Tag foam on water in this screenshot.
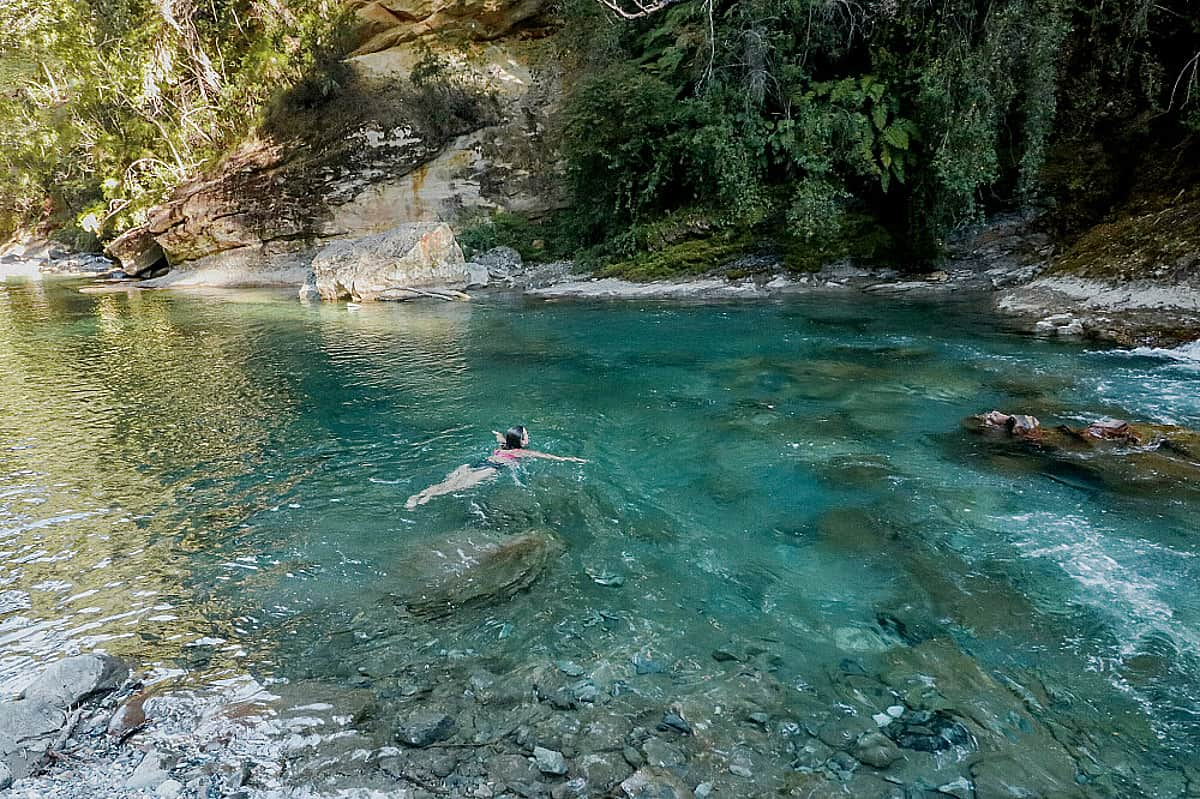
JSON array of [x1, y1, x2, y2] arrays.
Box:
[[1118, 339, 1200, 364]]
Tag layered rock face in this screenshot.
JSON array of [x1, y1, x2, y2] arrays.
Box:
[[107, 0, 562, 291], [348, 0, 551, 55]]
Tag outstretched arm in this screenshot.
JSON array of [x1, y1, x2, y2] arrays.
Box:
[[522, 450, 588, 463]]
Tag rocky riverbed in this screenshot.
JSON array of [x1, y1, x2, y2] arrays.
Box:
[[7, 509, 1200, 798], [7, 628, 1185, 798]]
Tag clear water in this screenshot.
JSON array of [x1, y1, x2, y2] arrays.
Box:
[[1, 280, 1198, 787]]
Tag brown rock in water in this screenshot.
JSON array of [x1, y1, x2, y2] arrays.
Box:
[[965, 410, 1043, 441], [105, 226, 166, 276], [392, 529, 563, 618], [967, 410, 1200, 491], [106, 691, 148, 740]]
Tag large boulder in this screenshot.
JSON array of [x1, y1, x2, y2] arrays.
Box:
[[19, 653, 128, 709], [105, 226, 166, 276], [391, 529, 563, 618], [0, 698, 66, 780], [1, 654, 128, 779], [312, 222, 467, 302]]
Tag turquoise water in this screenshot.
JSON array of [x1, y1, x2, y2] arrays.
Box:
[[1, 280, 1198, 792]]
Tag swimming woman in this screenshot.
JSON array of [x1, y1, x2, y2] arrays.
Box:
[[404, 425, 587, 509]]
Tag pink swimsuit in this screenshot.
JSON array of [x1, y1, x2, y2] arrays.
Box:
[[492, 448, 522, 462]]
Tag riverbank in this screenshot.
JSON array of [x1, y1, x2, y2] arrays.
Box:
[[5, 211, 1197, 347]]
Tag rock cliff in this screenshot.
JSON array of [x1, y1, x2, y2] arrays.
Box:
[[107, 0, 563, 289]]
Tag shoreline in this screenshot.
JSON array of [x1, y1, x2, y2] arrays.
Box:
[[4, 221, 1198, 349]]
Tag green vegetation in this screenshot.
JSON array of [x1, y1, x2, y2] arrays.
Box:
[[456, 212, 572, 263], [0, 0, 352, 244], [554, 0, 1200, 273], [1, 0, 1195, 278]]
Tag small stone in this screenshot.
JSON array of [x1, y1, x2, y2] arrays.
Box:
[[886, 705, 904, 718], [936, 776, 973, 799], [642, 739, 686, 769], [571, 680, 599, 703], [620, 768, 692, 799], [658, 710, 692, 736], [695, 783, 713, 799], [711, 648, 740, 663], [157, 779, 184, 799], [557, 661, 586, 677], [623, 745, 644, 768], [632, 654, 667, 675], [853, 731, 902, 769], [126, 749, 173, 791], [826, 750, 859, 779], [396, 713, 455, 747], [535, 745, 569, 776], [729, 763, 753, 778], [747, 712, 769, 728], [818, 715, 875, 750]]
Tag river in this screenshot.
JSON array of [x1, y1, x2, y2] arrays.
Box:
[[1, 279, 1197, 797]]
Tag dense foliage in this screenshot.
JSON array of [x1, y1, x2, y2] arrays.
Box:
[[557, 0, 1200, 264], [0, 0, 350, 243], [1, 0, 1196, 268]]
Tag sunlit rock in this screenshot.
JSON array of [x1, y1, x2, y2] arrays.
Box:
[[20, 654, 128, 710], [312, 222, 466, 302]]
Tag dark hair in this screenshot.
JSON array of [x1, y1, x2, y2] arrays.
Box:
[[503, 425, 527, 449]]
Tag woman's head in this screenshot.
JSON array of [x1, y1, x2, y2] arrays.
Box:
[[504, 425, 529, 449]]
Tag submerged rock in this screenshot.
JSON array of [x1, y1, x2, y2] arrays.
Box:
[[534, 745, 568, 775], [962, 410, 1200, 492], [312, 222, 467, 302], [881, 639, 1083, 797], [395, 713, 455, 747], [852, 731, 901, 769], [391, 528, 564, 618], [619, 767, 694, 799]]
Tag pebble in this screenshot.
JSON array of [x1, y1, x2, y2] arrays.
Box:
[[695, 782, 713, 798], [534, 746, 568, 775], [125, 750, 173, 790], [157, 778, 184, 798], [556, 661, 586, 677], [748, 712, 769, 728], [658, 710, 692, 736], [937, 776, 974, 799], [711, 648, 740, 662], [622, 745, 644, 768], [396, 713, 455, 747], [729, 763, 753, 778], [632, 654, 667, 675]]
